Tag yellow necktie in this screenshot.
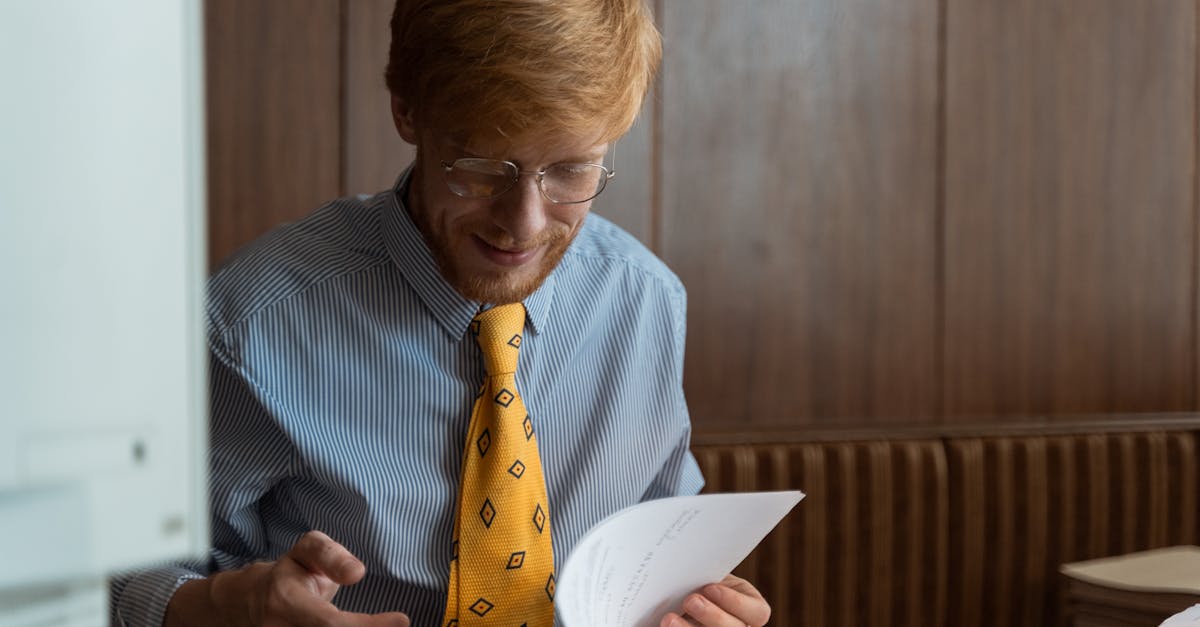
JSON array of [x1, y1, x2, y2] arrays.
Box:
[[443, 303, 556, 626]]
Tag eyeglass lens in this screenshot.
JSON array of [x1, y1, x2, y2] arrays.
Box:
[[444, 158, 608, 203]]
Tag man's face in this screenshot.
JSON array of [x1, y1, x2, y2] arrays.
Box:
[[398, 112, 607, 304]]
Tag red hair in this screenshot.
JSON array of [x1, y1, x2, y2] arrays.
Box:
[[385, 0, 661, 144]]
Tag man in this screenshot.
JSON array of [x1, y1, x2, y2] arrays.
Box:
[[113, 1, 771, 625]]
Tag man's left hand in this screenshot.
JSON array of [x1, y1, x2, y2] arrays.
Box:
[[658, 574, 771, 627]]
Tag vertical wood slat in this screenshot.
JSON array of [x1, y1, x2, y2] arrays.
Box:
[[867, 442, 893, 626], [1169, 433, 1197, 545], [1116, 435, 1140, 553], [799, 446, 826, 627], [767, 447, 793, 624], [928, 443, 950, 627], [1085, 435, 1110, 558], [204, 0, 342, 268], [1047, 437, 1078, 626], [990, 438, 1016, 627], [1145, 432, 1170, 548], [1022, 438, 1049, 627], [694, 440, 948, 627], [834, 444, 856, 627], [948, 439, 985, 627]]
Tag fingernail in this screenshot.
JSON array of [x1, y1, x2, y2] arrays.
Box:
[[685, 595, 706, 614]]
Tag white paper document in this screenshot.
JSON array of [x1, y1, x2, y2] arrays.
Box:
[[556, 490, 804, 627], [1162, 604, 1200, 625]]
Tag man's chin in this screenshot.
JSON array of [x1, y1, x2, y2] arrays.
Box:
[[435, 228, 576, 304], [452, 266, 547, 305]]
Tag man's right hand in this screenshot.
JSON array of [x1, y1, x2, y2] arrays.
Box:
[[165, 530, 411, 627]]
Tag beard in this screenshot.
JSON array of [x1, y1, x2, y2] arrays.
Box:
[[419, 209, 581, 305]]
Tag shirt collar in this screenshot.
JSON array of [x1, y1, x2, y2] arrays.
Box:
[[382, 167, 557, 339]]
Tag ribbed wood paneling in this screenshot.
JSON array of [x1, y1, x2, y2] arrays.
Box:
[[693, 440, 949, 627], [947, 431, 1198, 627]]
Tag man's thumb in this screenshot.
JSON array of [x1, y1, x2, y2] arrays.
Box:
[[287, 529, 366, 585]]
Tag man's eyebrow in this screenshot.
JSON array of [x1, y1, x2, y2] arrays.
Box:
[[564, 146, 609, 163]]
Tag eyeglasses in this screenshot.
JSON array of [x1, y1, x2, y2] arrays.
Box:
[[440, 149, 616, 204]]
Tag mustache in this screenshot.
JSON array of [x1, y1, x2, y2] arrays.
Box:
[[468, 225, 569, 252]]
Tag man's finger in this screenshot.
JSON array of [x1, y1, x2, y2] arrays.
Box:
[[658, 611, 703, 627], [716, 575, 765, 601], [286, 589, 410, 627], [701, 579, 771, 626], [288, 530, 366, 585]]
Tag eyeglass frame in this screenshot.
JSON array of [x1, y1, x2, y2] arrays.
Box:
[[438, 143, 617, 205]]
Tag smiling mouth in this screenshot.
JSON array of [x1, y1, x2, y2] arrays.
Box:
[[474, 235, 540, 267]]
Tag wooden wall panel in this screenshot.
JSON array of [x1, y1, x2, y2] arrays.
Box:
[[208, 0, 1200, 429], [943, 0, 1196, 417], [205, 0, 342, 267], [660, 0, 940, 427], [591, 92, 656, 247], [693, 439, 949, 627], [946, 431, 1198, 627], [343, 0, 413, 197]]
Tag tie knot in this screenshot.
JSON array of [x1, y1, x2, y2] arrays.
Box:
[[471, 303, 525, 375]]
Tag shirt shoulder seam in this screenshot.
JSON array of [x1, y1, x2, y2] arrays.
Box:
[[211, 257, 392, 343]]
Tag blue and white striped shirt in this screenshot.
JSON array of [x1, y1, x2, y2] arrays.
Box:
[[112, 169, 704, 626]]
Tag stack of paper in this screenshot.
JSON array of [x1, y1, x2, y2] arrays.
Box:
[[1060, 546, 1200, 627]]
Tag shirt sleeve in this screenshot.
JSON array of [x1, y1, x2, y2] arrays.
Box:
[[641, 426, 706, 500], [109, 342, 296, 626], [204, 339, 300, 570], [641, 280, 705, 500], [109, 565, 206, 627]]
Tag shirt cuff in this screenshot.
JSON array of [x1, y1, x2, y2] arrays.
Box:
[[110, 566, 205, 627]]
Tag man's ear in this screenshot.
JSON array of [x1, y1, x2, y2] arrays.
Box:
[[391, 95, 417, 145]]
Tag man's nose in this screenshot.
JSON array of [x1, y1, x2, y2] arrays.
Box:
[[492, 173, 548, 242]]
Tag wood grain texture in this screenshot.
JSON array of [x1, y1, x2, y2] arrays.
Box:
[[205, 0, 342, 267], [659, 0, 939, 427], [342, 0, 413, 196], [694, 439, 949, 627], [943, 0, 1197, 416], [946, 431, 1198, 627]]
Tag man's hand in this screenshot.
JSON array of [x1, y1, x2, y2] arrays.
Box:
[[165, 530, 410, 627], [658, 574, 771, 627]]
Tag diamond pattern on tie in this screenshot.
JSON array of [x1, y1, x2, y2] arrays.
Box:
[[442, 303, 555, 627], [470, 599, 494, 616], [533, 504, 546, 533], [495, 389, 515, 407], [479, 499, 496, 528]]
